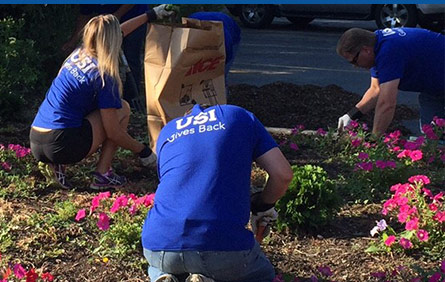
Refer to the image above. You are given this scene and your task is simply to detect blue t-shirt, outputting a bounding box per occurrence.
[32,49,122,129]
[370,28,444,93]
[142,104,277,251]
[79,4,148,23]
[189,12,241,64]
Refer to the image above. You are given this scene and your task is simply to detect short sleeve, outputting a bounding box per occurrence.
[374,44,405,84]
[95,75,122,109]
[250,113,277,159]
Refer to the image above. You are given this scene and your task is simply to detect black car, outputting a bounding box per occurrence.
[226,4,445,31]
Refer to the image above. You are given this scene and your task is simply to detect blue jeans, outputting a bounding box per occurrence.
[418,91,445,127]
[143,242,275,282]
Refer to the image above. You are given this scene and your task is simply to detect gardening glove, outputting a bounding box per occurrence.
[337,113,352,133]
[250,207,278,238]
[138,144,157,168]
[153,4,176,20]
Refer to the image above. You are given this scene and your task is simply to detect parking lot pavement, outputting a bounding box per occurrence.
[229,18,420,110]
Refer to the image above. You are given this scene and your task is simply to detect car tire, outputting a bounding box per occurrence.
[239,4,275,29]
[375,4,417,29]
[286,17,314,27]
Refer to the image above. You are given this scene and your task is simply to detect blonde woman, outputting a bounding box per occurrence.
[30,7,172,190]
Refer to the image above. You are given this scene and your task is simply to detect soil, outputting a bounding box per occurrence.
[3,82,434,282]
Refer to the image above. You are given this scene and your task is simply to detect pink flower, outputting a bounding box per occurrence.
[397,149,411,159]
[399,238,413,249]
[433,116,445,127]
[440,260,445,273]
[422,188,433,198]
[13,264,26,279]
[433,211,445,223]
[144,193,155,206]
[97,213,110,231]
[375,160,387,169]
[409,150,423,161]
[433,192,444,202]
[371,272,386,279]
[358,152,369,160]
[429,272,441,282]
[386,161,396,169]
[316,128,327,136]
[404,141,420,150]
[1,162,11,171]
[429,203,438,212]
[422,124,439,140]
[90,191,111,213]
[75,209,86,221]
[110,195,129,213]
[384,235,396,246]
[416,230,429,242]
[351,138,362,147]
[408,175,430,185]
[405,217,419,231]
[289,142,299,151]
[356,161,373,171]
[317,266,333,277]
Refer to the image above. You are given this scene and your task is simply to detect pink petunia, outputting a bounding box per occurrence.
[316,128,327,136]
[351,138,362,147]
[26,268,38,282]
[408,175,431,185]
[416,230,429,242]
[375,160,387,169]
[397,149,411,159]
[409,150,423,161]
[358,152,369,160]
[144,193,155,206]
[399,238,413,249]
[429,203,438,212]
[428,272,441,282]
[13,264,26,279]
[384,235,396,246]
[41,272,54,281]
[433,211,445,223]
[356,161,373,171]
[440,260,445,273]
[317,266,333,277]
[289,142,299,151]
[386,161,396,169]
[433,116,445,127]
[1,162,11,171]
[110,195,129,213]
[75,209,86,222]
[97,212,110,231]
[405,217,419,231]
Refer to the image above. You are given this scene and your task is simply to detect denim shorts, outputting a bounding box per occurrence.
[144,241,275,282]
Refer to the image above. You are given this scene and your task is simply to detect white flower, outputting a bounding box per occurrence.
[370,226,379,237]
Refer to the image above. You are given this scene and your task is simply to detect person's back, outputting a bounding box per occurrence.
[142,104,277,251]
[372,27,444,93]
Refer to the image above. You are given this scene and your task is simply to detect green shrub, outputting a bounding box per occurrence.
[276,165,341,232]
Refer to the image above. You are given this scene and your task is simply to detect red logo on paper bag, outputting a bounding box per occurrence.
[185,56,224,76]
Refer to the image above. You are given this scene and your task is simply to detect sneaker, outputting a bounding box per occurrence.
[185,274,215,282]
[155,274,179,282]
[90,169,127,190]
[49,164,73,189]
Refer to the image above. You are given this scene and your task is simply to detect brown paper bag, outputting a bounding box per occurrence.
[144,17,227,151]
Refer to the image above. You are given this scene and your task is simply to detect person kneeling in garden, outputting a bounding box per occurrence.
[29,7,173,190]
[141,104,293,282]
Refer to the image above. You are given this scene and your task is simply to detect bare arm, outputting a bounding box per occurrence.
[356,77,380,114]
[120,12,151,37]
[372,79,400,136]
[100,108,145,153]
[255,147,293,204]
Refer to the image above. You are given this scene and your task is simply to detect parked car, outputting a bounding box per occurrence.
[226,4,445,31]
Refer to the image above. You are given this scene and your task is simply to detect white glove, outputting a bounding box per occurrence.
[250,207,278,238]
[138,144,157,168]
[140,153,157,168]
[337,113,352,132]
[153,4,175,20]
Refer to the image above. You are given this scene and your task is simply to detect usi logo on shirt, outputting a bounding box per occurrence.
[185,56,224,76]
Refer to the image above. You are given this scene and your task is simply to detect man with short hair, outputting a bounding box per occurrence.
[336,27,444,135]
[141,104,293,282]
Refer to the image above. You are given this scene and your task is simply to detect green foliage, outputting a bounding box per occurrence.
[0,17,39,122]
[47,200,78,227]
[275,165,342,232]
[0,144,43,198]
[0,5,77,123]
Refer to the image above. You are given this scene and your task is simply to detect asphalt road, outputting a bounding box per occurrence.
[228,18,420,109]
